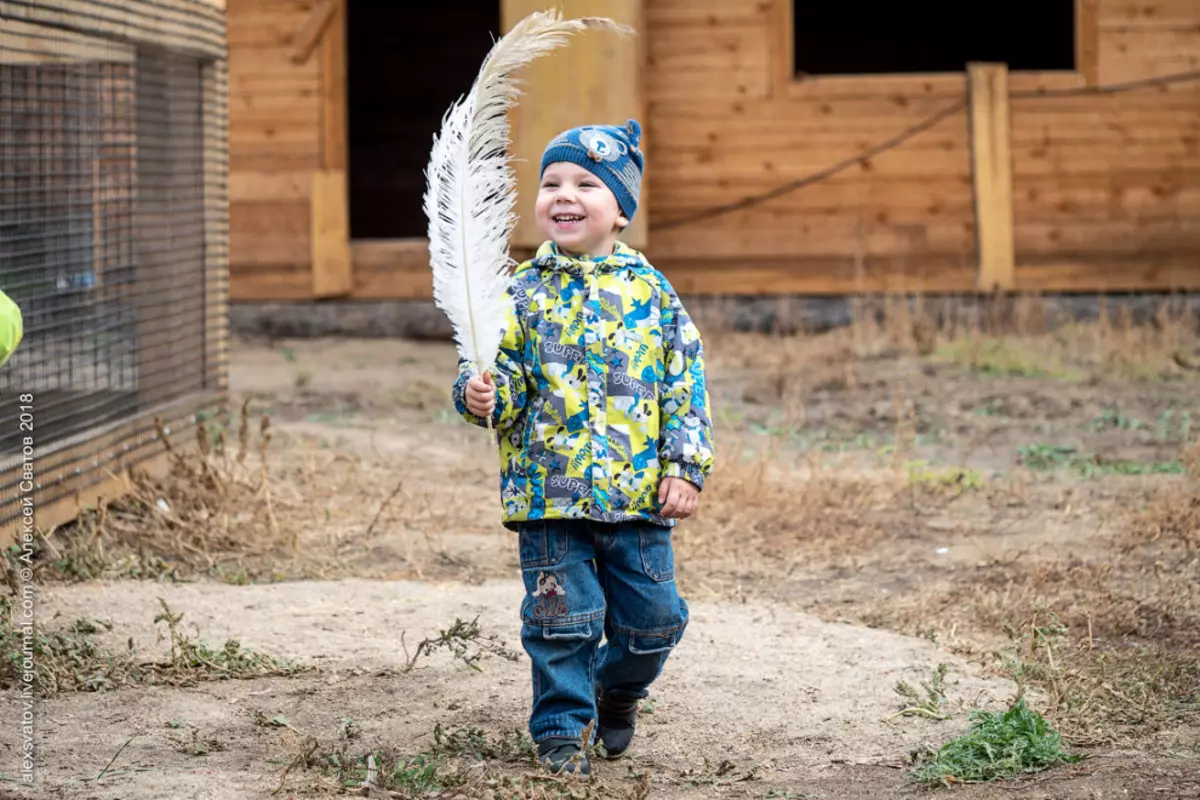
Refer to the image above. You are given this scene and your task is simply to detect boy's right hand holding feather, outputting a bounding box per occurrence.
[465,372,497,418]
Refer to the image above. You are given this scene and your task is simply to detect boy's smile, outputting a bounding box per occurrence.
[536,162,628,258]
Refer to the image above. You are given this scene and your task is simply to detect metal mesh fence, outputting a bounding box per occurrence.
[0,10,226,529]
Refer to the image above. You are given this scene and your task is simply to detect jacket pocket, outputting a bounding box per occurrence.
[638,523,676,582]
[521,396,544,453]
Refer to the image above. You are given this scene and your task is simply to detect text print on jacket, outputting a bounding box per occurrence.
[453,241,715,529]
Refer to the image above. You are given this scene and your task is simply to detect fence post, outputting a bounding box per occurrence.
[968,62,1015,292]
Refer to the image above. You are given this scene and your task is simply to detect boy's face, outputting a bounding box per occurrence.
[535,162,628,257]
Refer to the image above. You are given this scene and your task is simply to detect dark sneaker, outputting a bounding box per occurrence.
[537,737,591,778]
[596,690,640,759]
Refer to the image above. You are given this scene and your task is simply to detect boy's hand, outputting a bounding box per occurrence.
[659,477,699,519]
[465,371,496,418]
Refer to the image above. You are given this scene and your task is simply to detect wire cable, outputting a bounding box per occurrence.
[653,69,1200,231]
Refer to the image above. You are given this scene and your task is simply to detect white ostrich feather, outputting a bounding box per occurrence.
[423,9,634,377]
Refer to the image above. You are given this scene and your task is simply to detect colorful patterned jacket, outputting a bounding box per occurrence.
[452,241,714,529]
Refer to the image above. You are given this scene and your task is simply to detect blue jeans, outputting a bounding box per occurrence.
[516,519,689,743]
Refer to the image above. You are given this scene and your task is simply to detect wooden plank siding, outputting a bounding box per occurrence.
[227,0,319,297]
[644,0,1200,295]
[644,0,978,293]
[1008,0,1200,289]
[226,0,1200,299]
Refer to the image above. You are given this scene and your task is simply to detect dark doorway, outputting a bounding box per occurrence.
[793,1,1075,76]
[347,1,501,238]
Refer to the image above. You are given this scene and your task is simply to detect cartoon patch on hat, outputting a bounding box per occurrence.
[579,129,626,162]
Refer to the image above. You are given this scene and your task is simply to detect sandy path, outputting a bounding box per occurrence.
[3,577,1010,799]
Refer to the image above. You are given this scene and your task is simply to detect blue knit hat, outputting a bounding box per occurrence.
[539,119,644,222]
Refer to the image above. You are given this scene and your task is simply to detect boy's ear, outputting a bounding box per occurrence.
[615,215,630,230]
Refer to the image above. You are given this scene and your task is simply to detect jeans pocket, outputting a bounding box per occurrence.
[638,524,675,582]
[518,522,569,569]
[624,596,688,654]
[523,613,603,641]
[628,627,683,654]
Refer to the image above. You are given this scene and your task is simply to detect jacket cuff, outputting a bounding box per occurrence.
[452,373,502,430]
[664,461,705,491]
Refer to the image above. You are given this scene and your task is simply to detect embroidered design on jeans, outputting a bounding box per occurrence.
[531,571,568,618]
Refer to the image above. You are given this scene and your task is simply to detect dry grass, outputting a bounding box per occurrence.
[694,292,1200,748]
[841,478,1200,746]
[34,294,1192,591]
[275,721,652,799]
[30,399,353,583]
[1126,484,1200,552]
[679,437,891,568]
[0,592,307,697]
[26,398,503,586]
[705,292,1200,387]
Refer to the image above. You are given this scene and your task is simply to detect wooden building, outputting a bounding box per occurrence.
[227,0,1200,302]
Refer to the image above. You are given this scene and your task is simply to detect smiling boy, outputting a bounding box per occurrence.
[452,119,714,777]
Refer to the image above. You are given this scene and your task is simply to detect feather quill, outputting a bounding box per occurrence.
[423,10,634,385]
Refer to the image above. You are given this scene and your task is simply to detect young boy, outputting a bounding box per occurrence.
[452,119,714,776]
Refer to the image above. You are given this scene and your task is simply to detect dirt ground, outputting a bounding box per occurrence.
[3,310,1199,799]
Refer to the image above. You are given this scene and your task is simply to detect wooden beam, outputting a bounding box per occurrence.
[229,249,1200,301]
[656,257,978,296]
[311,170,353,297]
[1016,258,1200,292]
[229,171,314,203]
[1076,0,1100,86]
[291,0,336,65]
[320,0,348,171]
[233,248,979,299]
[311,0,350,298]
[769,0,794,95]
[0,17,135,64]
[968,63,1015,292]
[351,238,431,272]
[502,0,647,250]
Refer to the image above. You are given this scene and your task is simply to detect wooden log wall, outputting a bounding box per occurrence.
[647,0,1200,295]
[645,12,983,294]
[1008,0,1200,291]
[225,0,1200,299]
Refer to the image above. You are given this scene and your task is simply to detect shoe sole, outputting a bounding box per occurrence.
[543,758,592,779]
[596,742,629,761]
